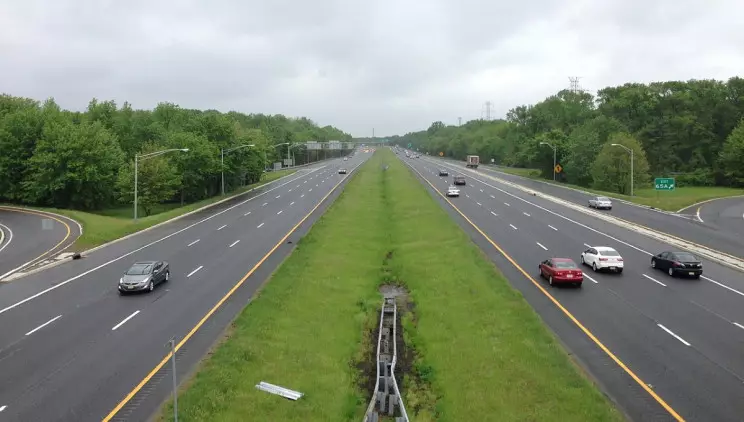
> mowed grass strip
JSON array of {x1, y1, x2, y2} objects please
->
[
  {"x1": 159, "y1": 156, "x2": 387, "y2": 421},
  {"x1": 1, "y1": 169, "x2": 296, "y2": 251},
  {"x1": 385, "y1": 149, "x2": 623, "y2": 421}
]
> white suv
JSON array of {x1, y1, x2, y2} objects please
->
[{"x1": 581, "y1": 246, "x2": 624, "y2": 273}]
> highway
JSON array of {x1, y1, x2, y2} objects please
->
[
  {"x1": 437, "y1": 159, "x2": 744, "y2": 260},
  {"x1": 402, "y1": 153, "x2": 744, "y2": 422},
  {"x1": 0, "y1": 207, "x2": 81, "y2": 280},
  {"x1": 679, "y1": 196, "x2": 744, "y2": 238},
  {"x1": 0, "y1": 152, "x2": 368, "y2": 421}
]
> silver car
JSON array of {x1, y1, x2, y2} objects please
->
[
  {"x1": 119, "y1": 261, "x2": 170, "y2": 294},
  {"x1": 588, "y1": 196, "x2": 612, "y2": 210}
]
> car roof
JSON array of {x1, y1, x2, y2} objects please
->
[
  {"x1": 594, "y1": 246, "x2": 617, "y2": 252},
  {"x1": 132, "y1": 261, "x2": 157, "y2": 265},
  {"x1": 551, "y1": 258, "x2": 575, "y2": 262}
]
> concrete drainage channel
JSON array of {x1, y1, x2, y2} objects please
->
[{"x1": 363, "y1": 295, "x2": 409, "y2": 422}]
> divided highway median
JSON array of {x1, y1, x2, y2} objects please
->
[{"x1": 160, "y1": 148, "x2": 622, "y2": 421}]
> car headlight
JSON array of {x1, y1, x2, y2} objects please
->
[
  {"x1": 139, "y1": 277, "x2": 150, "y2": 284},
  {"x1": 119, "y1": 277, "x2": 124, "y2": 284}
]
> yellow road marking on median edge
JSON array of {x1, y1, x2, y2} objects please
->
[
  {"x1": 0, "y1": 206, "x2": 72, "y2": 266},
  {"x1": 102, "y1": 161, "x2": 361, "y2": 421},
  {"x1": 407, "y1": 163, "x2": 686, "y2": 422}
]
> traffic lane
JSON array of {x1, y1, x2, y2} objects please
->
[
  {"x1": 0, "y1": 158, "x2": 361, "y2": 421},
  {"x1": 695, "y1": 197, "x2": 744, "y2": 236},
  {"x1": 435, "y1": 158, "x2": 744, "y2": 259},
  {"x1": 0, "y1": 208, "x2": 75, "y2": 278},
  {"x1": 0, "y1": 167, "x2": 348, "y2": 344},
  {"x1": 407, "y1": 159, "x2": 743, "y2": 421},
  {"x1": 421, "y1": 163, "x2": 744, "y2": 377},
  {"x1": 0, "y1": 165, "x2": 333, "y2": 312},
  {"x1": 409, "y1": 162, "x2": 744, "y2": 421},
  {"x1": 441, "y1": 164, "x2": 744, "y2": 327},
  {"x1": 435, "y1": 161, "x2": 744, "y2": 295}
]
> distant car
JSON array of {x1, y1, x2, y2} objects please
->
[
  {"x1": 438, "y1": 169, "x2": 449, "y2": 176},
  {"x1": 446, "y1": 186, "x2": 460, "y2": 197},
  {"x1": 651, "y1": 251, "x2": 702, "y2": 278},
  {"x1": 343, "y1": 157, "x2": 348, "y2": 161},
  {"x1": 581, "y1": 246, "x2": 624, "y2": 273},
  {"x1": 453, "y1": 175, "x2": 466, "y2": 185},
  {"x1": 119, "y1": 261, "x2": 170, "y2": 294},
  {"x1": 539, "y1": 258, "x2": 583, "y2": 287},
  {"x1": 338, "y1": 168, "x2": 348, "y2": 174},
  {"x1": 588, "y1": 196, "x2": 612, "y2": 210}
]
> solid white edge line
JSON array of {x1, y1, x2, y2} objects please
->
[
  {"x1": 257, "y1": 223, "x2": 265, "y2": 228},
  {"x1": 657, "y1": 324, "x2": 691, "y2": 346},
  {"x1": 277, "y1": 210, "x2": 283, "y2": 215},
  {"x1": 187, "y1": 239, "x2": 200, "y2": 247},
  {"x1": 186, "y1": 266, "x2": 203, "y2": 278},
  {"x1": 536, "y1": 242, "x2": 548, "y2": 251},
  {"x1": 217, "y1": 225, "x2": 227, "y2": 231},
  {"x1": 509, "y1": 224, "x2": 518, "y2": 230},
  {"x1": 0, "y1": 223, "x2": 13, "y2": 254},
  {"x1": 112, "y1": 310, "x2": 140, "y2": 331},
  {"x1": 229, "y1": 240, "x2": 240, "y2": 248},
  {"x1": 548, "y1": 225, "x2": 558, "y2": 231},
  {"x1": 583, "y1": 274, "x2": 599, "y2": 284},
  {"x1": 431, "y1": 159, "x2": 744, "y2": 297},
  {"x1": 25, "y1": 315, "x2": 62, "y2": 336},
  {"x1": 642, "y1": 274, "x2": 667, "y2": 287},
  {"x1": 733, "y1": 322, "x2": 744, "y2": 330}
]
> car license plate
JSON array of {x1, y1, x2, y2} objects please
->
[
  {"x1": 609, "y1": 266, "x2": 616, "y2": 270},
  {"x1": 567, "y1": 274, "x2": 573, "y2": 278},
  {"x1": 689, "y1": 272, "x2": 695, "y2": 275}
]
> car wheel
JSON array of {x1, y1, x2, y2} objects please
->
[
  {"x1": 651, "y1": 259, "x2": 656, "y2": 269},
  {"x1": 592, "y1": 262, "x2": 598, "y2": 272},
  {"x1": 148, "y1": 280, "x2": 154, "y2": 292},
  {"x1": 580, "y1": 255, "x2": 585, "y2": 264},
  {"x1": 119, "y1": 290, "x2": 125, "y2": 296},
  {"x1": 693, "y1": 274, "x2": 701, "y2": 279},
  {"x1": 668, "y1": 268, "x2": 674, "y2": 277},
  {"x1": 617, "y1": 268, "x2": 623, "y2": 274},
  {"x1": 549, "y1": 276, "x2": 554, "y2": 286},
  {"x1": 576, "y1": 282, "x2": 583, "y2": 288},
  {"x1": 165, "y1": 271, "x2": 170, "y2": 282}
]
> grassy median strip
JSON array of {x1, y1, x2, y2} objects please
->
[
  {"x1": 1, "y1": 169, "x2": 295, "y2": 251},
  {"x1": 162, "y1": 149, "x2": 621, "y2": 421}
]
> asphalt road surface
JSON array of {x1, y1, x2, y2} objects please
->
[
  {"x1": 402, "y1": 153, "x2": 744, "y2": 422},
  {"x1": 679, "y1": 196, "x2": 744, "y2": 239},
  {"x1": 0, "y1": 152, "x2": 368, "y2": 421},
  {"x1": 434, "y1": 158, "x2": 744, "y2": 260},
  {"x1": 0, "y1": 207, "x2": 81, "y2": 280}
]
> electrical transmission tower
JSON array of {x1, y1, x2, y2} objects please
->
[
  {"x1": 458, "y1": 117, "x2": 462, "y2": 126},
  {"x1": 481, "y1": 102, "x2": 493, "y2": 120},
  {"x1": 569, "y1": 77, "x2": 583, "y2": 94}
]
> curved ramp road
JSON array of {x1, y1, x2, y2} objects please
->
[
  {"x1": 435, "y1": 157, "x2": 744, "y2": 259},
  {"x1": 680, "y1": 196, "x2": 744, "y2": 238},
  {"x1": 406, "y1": 155, "x2": 744, "y2": 422},
  {"x1": 0, "y1": 207, "x2": 81, "y2": 280},
  {"x1": 0, "y1": 152, "x2": 367, "y2": 421}
]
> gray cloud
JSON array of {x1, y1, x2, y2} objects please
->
[{"x1": 1, "y1": 0, "x2": 742, "y2": 136}]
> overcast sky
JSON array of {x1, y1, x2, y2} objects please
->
[{"x1": 1, "y1": 0, "x2": 743, "y2": 137}]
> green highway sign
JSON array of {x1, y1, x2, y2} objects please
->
[
  {"x1": 655, "y1": 177, "x2": 675, "y2": 191},
  {"x1": 407, "y1": 143, "x2": 412, "y2": 148}
]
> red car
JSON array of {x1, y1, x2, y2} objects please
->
[{"x1": 539, "y1": 258, "x2": 583, "y2": 287}]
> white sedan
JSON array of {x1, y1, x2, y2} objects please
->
[
  {"x1": 588, "y1": 196, "x2": 612, "y2": 210},
  {"x1": 446, "y1": 186, "x2": 460, "y2": 197},
  {"x1": 581, "y1": 246, "x2": 624, "y2": 273}
]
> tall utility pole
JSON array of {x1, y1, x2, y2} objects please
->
[
  {"x1": 458, "y1": 117, "x2": 462, "y2": 126},
  {"x1": 481, "y1": 102, "x2": 493, "y2": 120},
  {"x1": 372, "y1": 128, "x2": 375, "y2": 139}
]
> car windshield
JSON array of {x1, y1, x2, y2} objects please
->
[
  {"x1": 599, "y1": 249, "x2": 620, "y2": 256},
  {"x1": 126, "y1": 264, "x2": 152, "y2": 275},
  {"x1": 597, "y1": 197, "x2": 610, "y2": 201},
  {"x1": 674, "y1": 252, "x2": 697, "y2": 262},
  {"x1": 554, "y1": 261, "x2": 577, "y2": 269}
]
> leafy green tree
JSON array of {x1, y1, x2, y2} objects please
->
[
  {"x1": 23, "y1": 121, "x2": 125, "y2": 209},
  {"x1": 116, "y1": 142, "x2": 182, "y2": 216},
  {"x1": 590, "y1": 133, "x2": 651, "y2": 194},
  {"x1": 718, "y1": 118, "x2": 744, "y2": 186},
  {"x1": 563, "y1": 116, "x2": 628, "y2": 186},
  {"x1": 165, "y1": 132, "x2": 220, "y2": 203}
]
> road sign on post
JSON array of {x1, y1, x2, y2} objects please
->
[
  {"x1": 439, "y1": 152, "x2": 444, "y2": 157},
  {"x1": 655, "y1": 177, "x2": 675, "y2": 190},
  {"x1": 554, "y1": 164, "x2": 563, "y2": 174}
]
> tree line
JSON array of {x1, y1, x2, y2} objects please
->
[
  {"x1": 392, "y1": 77, "x2": 744, "y2": 193},
  {"x1": 0, "y1": 94, "x2": 352, "y2": 214}
]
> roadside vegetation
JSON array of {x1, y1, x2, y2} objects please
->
[
  {"x1": 161, "y1": 148, "x2": 622, "y2": 421},
  {"x1": 492, "y1": 166, "x2": 744, "y2": 211},
  {"x1": 394, "y1": 77, "x2": 744, "y2": 197}
]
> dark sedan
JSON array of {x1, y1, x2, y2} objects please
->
[
  {"x1": 438, "y1": 169, "x2": 449, "y2": 176},
  {"x1": 119, "y1": 261, "x2": 170, "y2": 294},
  {"x1": 651, "y1": 251, "x2": 702, "y2": 278},
  {"x1": 338, "y1": 168, "x2": 348, "y2": 174}
]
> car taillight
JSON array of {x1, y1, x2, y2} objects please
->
[
  {"x1": 599, "y1": 258, "x2": 608, "y2": 261},
  {"x1": 617, "y1": 258, "x2": 623, "y2": 261}
]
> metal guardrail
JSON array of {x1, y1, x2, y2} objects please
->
[{"x1": 364, "y1": 297, "x2": 409, "y2": 422}]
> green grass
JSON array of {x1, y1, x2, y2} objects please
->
[
  {"x1": 1, "y1": 169, "x2": 295, "y2": 251},
  {"x1": 161, "y1": 149, "x2": 622, "y2": 421},
  {"x1": 490, "y1": 166, "x2": 744, "y2": 211}
]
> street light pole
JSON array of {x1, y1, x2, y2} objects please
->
[
  {"x1": 134, "y1": 148, "x2": 189, "y2": 220},
  {"x1": 539, "y1": 142, "x2": 557, "y2": 181},
  {"x1": 221, "y1": 144, "x2": 255, "y2": 196},
  {"x1": 611, "y1": 143, "x2": 634, "y2": 196}
]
